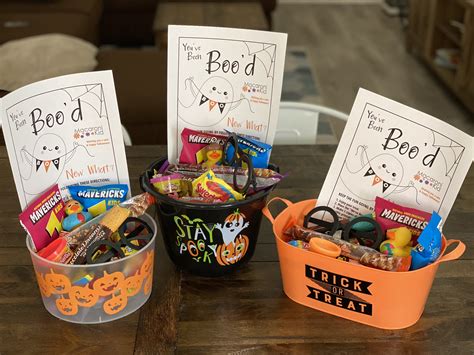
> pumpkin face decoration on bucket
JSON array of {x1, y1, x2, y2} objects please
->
[
  {"x1": 215, "y1": 235, "x2": 249, "y2": 266},
  {"x1": 140, "y1": 251, "x2": 154, "y2": 276},
  {"x1": 70, "y1": 285, "x2": 99, "y2": 308},
  {"x1": 103, "y1": 291, "x2": 128, "y2": 315},
  {"x1": 93, "y1": 271, "x2": 125, "y2": 296},
  {"x1": 45, "y1": 270, "x2": 71, "y2": 295},
  {"x1": 36, "y1": 272, "x2": 52, "y2": 297},
  {"x1": 56, "y1": 297, "x2": 78, "y2": 316},
  {"x1": 124, "y1": 271, "x2": 144, "y2": 297}
]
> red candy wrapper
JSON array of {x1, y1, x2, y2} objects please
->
[
  {"x1": 375, "y1": 197, "x2": 431, "y2": 243},
  {"x1": 179, "y1": 128, "x2": 226, "y2": 165},
  {"x1": 19, "y1": 184, "x2": 66, "y2": 251}
]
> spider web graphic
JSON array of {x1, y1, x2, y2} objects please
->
[
  {"x1": 63, "y1": 84, "x2": 107, "y2": 119},
  {"x1": 430, "y1": 131, "x2": 465, "y2": 180},
  {"x1": 244, "y1": 42, "x2": 276, "y2": 78}
]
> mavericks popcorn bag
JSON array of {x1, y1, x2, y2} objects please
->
[{"x1": 19, "y1": 184, "x2": 65, "y2": 251}]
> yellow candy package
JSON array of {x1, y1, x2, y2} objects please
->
[{"x1": 192, "y1": 170, "x2": 243, "y2": 202}]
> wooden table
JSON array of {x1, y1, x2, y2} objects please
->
[
  {"x1": 153, "y1": 2, "x2": 269, "y2": 49},
  {"x1": 1, "y1": 145, "x2": 473, "y2": 353}
]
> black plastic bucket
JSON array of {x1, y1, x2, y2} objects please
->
[{"x1": 140, "y1": 158, "x2": 277, "y2": 276}]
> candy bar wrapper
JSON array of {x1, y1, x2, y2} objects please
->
[
  {"x1": 179, "y1": 128, "x2": 226, "y2": 165},
  {"x1": 285, "y1": 225, "x2": 411, "y2": 272},
  {"x1": 19, "y1": 184, "x2": 66, "y2": 251},
  {"x1": 68, "y1": 206, "x2": 130, "y2": 264},
  {"x1": 60, "y1": 193, "x2": 154, "y2": 258},
  {"x1": 375, "y1": 196, "x2": 431, "y2": 243}
]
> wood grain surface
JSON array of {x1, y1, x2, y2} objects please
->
[{"x1": 0, "y1": 145, "x2": 472, "y2": 354}]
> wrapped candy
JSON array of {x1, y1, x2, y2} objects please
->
[
  {"x1": 166, "y1": 163, "x2": 283, "y2": 192},
  {"x1": 285, "y1": 224, "x2": 411, "y2": 272},
  {"x1": 225, "y1": 132, "x2": 272, "y2": 168},
  {"x1": 192, "y1": 170, "x2": 243, "y2": 202}
]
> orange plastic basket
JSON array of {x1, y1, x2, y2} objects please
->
[{"x1": 263, "y1": 198, "x2": 466, "y2": 329}]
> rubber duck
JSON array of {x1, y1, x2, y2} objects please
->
[
  {"x1": 62, "y1": 200, "x2": 92, "y2": 231},
  {"x1": 379, "y1": 227, "x2": 412, "y2": 257},
  {"x1": 202, "y1": 143, "x2": 223, "y2": 168}
]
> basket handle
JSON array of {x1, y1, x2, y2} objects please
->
[
  {"x1": 262, "y1": 197, "x2": 293, "y2": 224},
  {"x1": 438, "y1": 240, "x2": 466, "y2": 263}
]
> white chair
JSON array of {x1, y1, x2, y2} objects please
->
[
  {"x1": 275, "y1": 101, "x2": 349, "y2": 145},
  {"x1": 121, "y1": 125, "x2": 132, "y2": 146}
]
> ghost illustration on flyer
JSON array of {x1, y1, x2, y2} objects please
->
[
  {"x1": 340, "y1": 145, "x2": 419, "y2": 204},
  {"x1": 19, "y1": 133, "x2": 93, "y2": 195},
  {"x1": 178, "y1": 76, "x2": 253, "y2": 127}
]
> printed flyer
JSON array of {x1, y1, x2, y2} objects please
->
[
  {"x1": 317, "y1": 88, "x2": 473, "y2": 220},
  {"x1": 167, "y1": 25, "x2": 287, "y2": 162},
  {"x1": 0, "y1": 71, "x2": 130, "y2": 210}
]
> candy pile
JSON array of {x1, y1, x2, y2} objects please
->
[
  {"x1": 285, "y1": 196, "x2": 442, "y2": 272},
  {"x1": 150, "y1": 129, "x2": 283, "y2": 203},
  {"x1": 20, "y1": 183, "x2": 154, "y2": 265}
]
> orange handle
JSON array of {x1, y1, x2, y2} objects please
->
[
  {"x1": 438, "y1": 240, "x2": 466, "y2": 263},
  {"x1": 262, "y1": 197, "x2": 293, "y2": 224}
]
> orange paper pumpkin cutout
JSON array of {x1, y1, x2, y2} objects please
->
[
  {"x1": 144, "y1": 271, "x2": 153, "y2": 295},
  {"x1": 124, "y1": 270, "x2": 144, "y2": 297},
  {"x1": 45, "y1": 270, "x2": 71, "y2": 295},
  {"x1": 36, "y1": 271, "x2": 52, "y2": 297},
  {"x1": 70, "y1": 285, "x2": 99, "y2": 308},
  {"x1": 103, "y1": 291, "x2": 128, "y2": 315},
  {"x1": 56, "y1": 297, "x2": 78, "y2": 316},
  {"x1": 140, "y1": 251, "x2": 154, "y2": 276},
  {"x1": 93, "y1": 271, "x2": 125, "y2": 296},
  {"x1": 216, "y1": 235, "x2": 249, "y2": 266},
  {"x1": 39, "y1": 246, "x2": 155, "y2": 317}
]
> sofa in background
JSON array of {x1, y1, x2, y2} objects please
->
[
  {"x1": 100, "y1": 0, "x2": 276, "y2": 46},
  {"x1": 0, "y1": 0, "x2": 103, "y2": 45}
]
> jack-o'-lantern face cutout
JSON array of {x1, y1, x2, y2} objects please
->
[
  {"x1": 103, "y1": 292, "x2": 128, "y2": 315},
  {"x1": 216, "y1": 235, "x2": 249, "y2": 266},
  {"x1": 144, "y1": 271, "x2": 153, "y2": 295},
  {"x1": 45, "y1": 270, "x2": 71, "y2": 294},
  {"x1": 36, "y1": 271, "x2": 52, "y2": 297},
  {"x1": 70, "y1": 286, "x2": 99, "y2": 307},
  {"x1": 124, "y1": 271, "x2": 144, "y2": 297},
  {"x1": 140, "y1": 251, "x2": 154, "y2": 276},
  {"x1": 56, "y1": 297, "x2": 78, "y2": 316},
  {"x1": 93, "y1": 271, "x2": 125, "y2": 296}
]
